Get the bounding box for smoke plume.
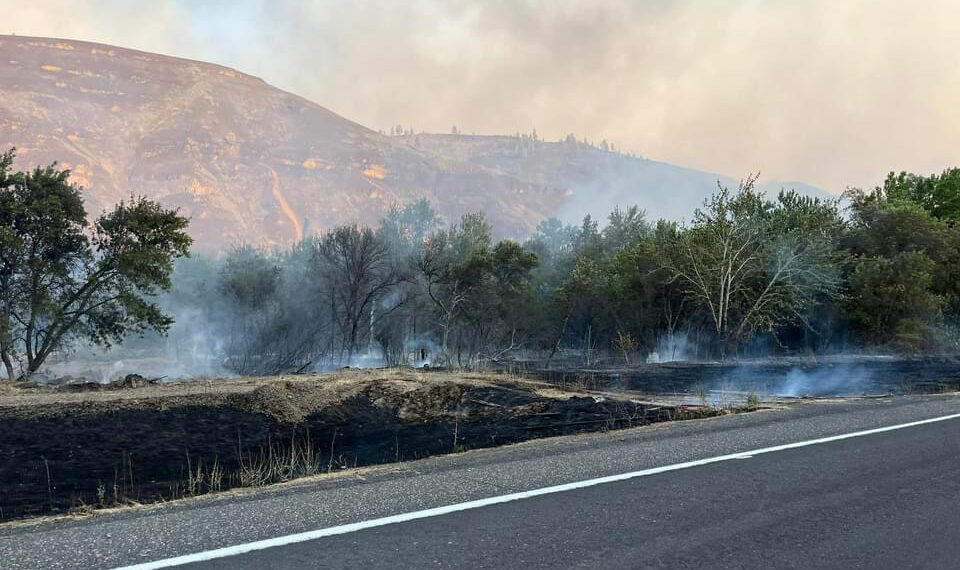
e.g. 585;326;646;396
3;0;959;192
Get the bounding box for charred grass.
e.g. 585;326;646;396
0;369;730;522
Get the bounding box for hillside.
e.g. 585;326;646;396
406;133;829;224
0;35;828;252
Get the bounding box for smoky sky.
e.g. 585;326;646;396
3;0;959;192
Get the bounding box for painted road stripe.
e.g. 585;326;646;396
112;412;960;570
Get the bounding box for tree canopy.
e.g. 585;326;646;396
0;149;191;379
10;148;960;377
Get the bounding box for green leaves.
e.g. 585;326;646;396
95;196;192;289
659;176;844;353
0;149;191;378
879;168;960;223
841;174;960;349
846;252;942;349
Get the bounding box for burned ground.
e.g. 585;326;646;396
3;357;956;523
0;370;714;521
522;356;960;397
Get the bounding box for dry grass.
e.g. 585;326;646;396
0;368;581;423
235;434;326;487
0;368;515;406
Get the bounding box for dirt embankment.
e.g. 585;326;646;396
0;370;715;522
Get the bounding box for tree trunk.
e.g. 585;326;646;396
440;311;452;367
1;350;14;381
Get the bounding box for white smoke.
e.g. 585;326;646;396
647;332;691;363
774;365;876;397
716;363;879;398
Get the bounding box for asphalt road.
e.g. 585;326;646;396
3;394;960;569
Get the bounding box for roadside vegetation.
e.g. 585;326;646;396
2;147;959;380
161;168;960;372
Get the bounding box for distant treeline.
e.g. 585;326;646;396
160;168;960;374
381;125;638;158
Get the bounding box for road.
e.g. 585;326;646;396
2;395;960;569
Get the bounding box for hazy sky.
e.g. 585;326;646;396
3;0;958;193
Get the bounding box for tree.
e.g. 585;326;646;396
558;255;611;364
530;217;577;260
608;238;662;352
846;252;942;349
379;198;441;257
603;205;651;252
312;225;402;362
877;168;960;223
473;240;538;361
660;177;841;355
219;246;281;311
0;150;191;379
216;246;298;375
842;187;960;347
415;213;492;365
574;214;603;259
614;329;636;364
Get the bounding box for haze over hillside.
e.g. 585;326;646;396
0;35;826;252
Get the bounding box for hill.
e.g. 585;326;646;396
0;35;828;252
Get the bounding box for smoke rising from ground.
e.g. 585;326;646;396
715;363;879;399
3;0;960;192
776;365;876;398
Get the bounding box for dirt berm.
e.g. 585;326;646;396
0;369;714;521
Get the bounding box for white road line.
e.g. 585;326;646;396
111;412;960;570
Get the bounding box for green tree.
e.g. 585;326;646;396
602;205;651;252
529;217;577;260
842;187;960;347
216;246;291;375
415;213;493;364
660;177;842;355
573;214;603;259
219;245;281;311
607;238;662;351
846;252;942;349
558;255;611;364
379;198;441;256
877;168;960;222
484;239;539;351
0;150;191;379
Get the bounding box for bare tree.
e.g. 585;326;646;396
313;226;404;363
415;232;470;366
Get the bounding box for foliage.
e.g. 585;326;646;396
841;184;960;348
845;252;942;350
659;176;842;354
877;168;960;222
0;149;191;379
15;147;960;375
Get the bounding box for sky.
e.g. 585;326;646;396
2;0;958;193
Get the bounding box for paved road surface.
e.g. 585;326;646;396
3;395;960;569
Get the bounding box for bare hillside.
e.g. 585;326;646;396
0;35;826;252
